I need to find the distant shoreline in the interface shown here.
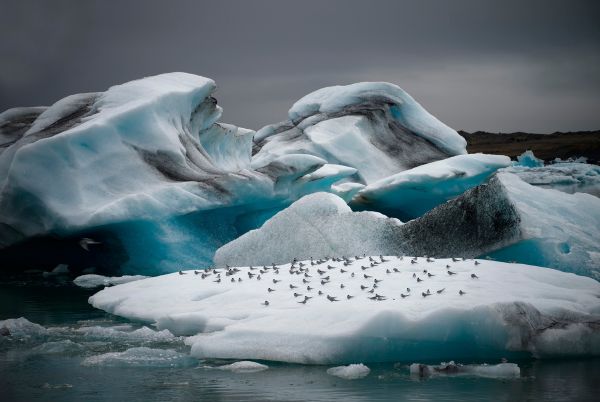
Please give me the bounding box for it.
[459,130,600,164]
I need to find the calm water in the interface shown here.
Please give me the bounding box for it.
[1,278,598,402]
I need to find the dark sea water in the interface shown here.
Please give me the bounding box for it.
[1,279,598,402]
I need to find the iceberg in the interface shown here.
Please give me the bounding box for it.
[214,192,404,267]
[504,161,600,197]
[351,153,511,220]
[0,73,361,274]
[253,82,466,184]
[513,150,544,168]
[398,172,600,278]
[89,257,600,364]
[216,171,600,278]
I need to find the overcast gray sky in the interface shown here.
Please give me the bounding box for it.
[1,0,599,133]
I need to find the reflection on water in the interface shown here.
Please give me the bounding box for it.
[1,281,598,402]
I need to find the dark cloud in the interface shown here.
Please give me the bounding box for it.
[1,0,599,132]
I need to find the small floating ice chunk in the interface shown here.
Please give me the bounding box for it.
[0,317,48,338]
[42,263,69,277]
[217,361,269,373]
[75,325,175,342]
[327,364,370,379]
[73,274,148,289]
[31,340,85,355]
[410,361,520,379]
[82,347,197,368]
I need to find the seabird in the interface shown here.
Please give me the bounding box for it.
[364,274,372,279]
[268,288,275,292]
[321,280,329,285]
[351,273,355,277]
[411,260,417,265]
[447,270,457,275]
[179,271,186,275]
[79,237,101,251]
[257,275,261,280]
[412,273,417,278]
[293,292,302,297]
[307,286,314,291]
[261,301,269,306]
[347,295,354,299]
[194,271,200,275]
[303,279,310,284]
[406,287,411,292]
[231,278,235,282]
[422,292,431,297]
[360,285,368,290]
[318,290,324,295]
[303,296,312,301]
[374,279,382,283]
[386,269,391,274]
[436,288,445,294]
[297,299,308,304]
[326,295,338,302]
[400,293,409,298]
[340,269,347,273]
[340,284,345,289]
[471,273,479,279]
[427,273,435,277]
[474,261,481,265]
[290,284,298,289]
[393,268,400,273]
[459,290,466,295]
[416,277,423,282]
[214,278,221,283]
[273,279,281,284]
